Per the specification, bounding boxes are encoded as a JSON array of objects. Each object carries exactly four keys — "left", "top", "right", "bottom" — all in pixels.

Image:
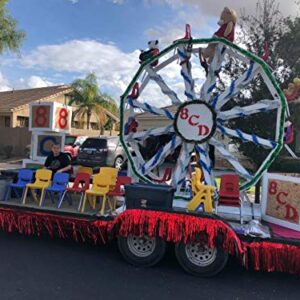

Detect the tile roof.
[{"left": 0, "top": 85, "right": 72, "bottom": 112}]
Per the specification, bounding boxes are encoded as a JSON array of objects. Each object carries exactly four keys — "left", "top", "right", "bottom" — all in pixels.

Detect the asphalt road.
[{"left": 0, "top": 231, "right": 299, "bottom": 300}]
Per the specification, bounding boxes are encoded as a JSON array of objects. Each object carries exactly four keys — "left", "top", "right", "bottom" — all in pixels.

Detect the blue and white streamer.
[
  {"left": 218, "top": 99, "right": 279, "bottom": 120},
  {"left": 127, "top": 98, "right": 174, "bottom": 120},
  {"left": 141, "top": 135, "right": 182, "bottom": 175},
  {"left": 125, "top": 124, "right": 174, "bottom": 142},
  {"left": 200, "top": 44, "right": 226, "bottom": 101},
  {"left": 217, "top": 124, "right": 277, "bottom": 149},
  {"left": 209, "top": 138, "right": 253, "bottom": 180},
  {"left": 177, "top": 45, "right": 195, "bottom": 101},
  {"left": 213, "top": 63, "right": 260, "bottom": 110},
  {"left": 195, "top": 144, "right": 215, "bottom": 187},
  {"left": 172, "top": 143, "right": 194, "bottom": 188},
  {"left": 147, "top": 66, "right": 182, "bottom": 105}
]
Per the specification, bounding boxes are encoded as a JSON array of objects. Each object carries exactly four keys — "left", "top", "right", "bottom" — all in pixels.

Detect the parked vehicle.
[
  {"left": 77, "top": 137, "right": 127, "bottom": 170},
  {"left": 25, "top": 135, "right": 87, "bottom": 160},
  {"left": 64, "top": 135, "right": 87, "bottom": 160}
]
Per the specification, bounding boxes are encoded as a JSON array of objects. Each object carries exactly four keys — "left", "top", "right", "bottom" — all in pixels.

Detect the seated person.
[{"left": 44, "top": 143, "right": 71, "bottom": 174}]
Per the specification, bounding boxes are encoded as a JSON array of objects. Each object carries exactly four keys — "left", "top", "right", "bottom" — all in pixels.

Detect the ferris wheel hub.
[{"left": 174, "top": 100, "right": 217, "bottom": 144}]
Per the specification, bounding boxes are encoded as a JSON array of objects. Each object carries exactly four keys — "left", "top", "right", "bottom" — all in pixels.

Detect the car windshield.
[
  {"left": 65, "top": 136, "right": 77, "bottom": 146},
  {"left": 82, "top": 138, "right": 107, "bottom": 148}
]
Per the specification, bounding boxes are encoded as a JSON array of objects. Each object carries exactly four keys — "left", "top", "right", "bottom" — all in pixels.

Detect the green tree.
[
  {"left": 226, "top": 0, "right": 290, "bottom": 168},
  {"left": 69, "top": 73, "right": 118, "bottom": 133},
  {"left": 0, "top": 0, "right": 25, "bottom": 54}
]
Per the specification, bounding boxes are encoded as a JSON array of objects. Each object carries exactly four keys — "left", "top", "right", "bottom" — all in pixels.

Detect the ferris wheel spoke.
[
  {"left": 212, "top": 63, "right": 260, "bottom": 110},
  {"left": 127, "top": 98, "right": 174, "bottom": 120},
  {"left": 127, "top": 141, "right": 162, "bottom": 181},
  {"left": 194, "top": 144, "right": 215, "bottom": 187},
  {"left": 224, "top": 47, "right": 251, "bottom": 64},
  {"left": 218, "top": 99, "right": 280, "bottom": 121},
  {"left": 177, "top": 45, "right": 195, "bottom": 101},
  {"left": 172, "top": 142, "right": 194, "bottom": 188},
  {"left": 146, "top": 66, "right": 182, "bottom": 105},
  {"left": 216, "top": 124, "right": 277, "bottom": 149},
  {"left": 125, "top": 124, "right": 174, "bottom": 142},
  {"left": 139, "top": 54, "right": 180, "bottom": 95},
  {"left": 140, "top": 135, "right": 182, "bottom": 175},
  {"left": 209, "top": 138, "right": 253, "bottom": 180},
  {"left": 200, "top": 44, "right": 226, "bottom": 101}
]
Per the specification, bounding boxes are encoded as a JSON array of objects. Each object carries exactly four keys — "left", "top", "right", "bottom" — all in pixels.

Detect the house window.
[
  {"left": 73, "top": 121, "right": 81, "bottom": 129},
  {"left": 91, "top": 122, "right": 99, "bottom": 130},
  {"left": 4, "top": 116, "right": 10, "bottom": 127},
  {"left": 17, "top": 116, "right": 29, "bottom": 128}
]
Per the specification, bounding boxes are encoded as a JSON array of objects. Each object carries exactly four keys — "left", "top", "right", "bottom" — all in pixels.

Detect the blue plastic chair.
[
  {"left": 4, "top": 169, "right": 34, "bottom": 202},
  {"left": 40, "top": 173, "right": 69, "bottom": 207}
]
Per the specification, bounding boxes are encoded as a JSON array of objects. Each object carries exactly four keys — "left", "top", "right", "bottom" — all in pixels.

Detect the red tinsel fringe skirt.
[{"left": 0, "top": 207, "right": 299, "bottom": 276}]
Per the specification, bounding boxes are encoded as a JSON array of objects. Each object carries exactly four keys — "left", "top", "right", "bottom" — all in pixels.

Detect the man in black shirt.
[{"left": 44, "top": 143, "right": 71, "bottom": 174}]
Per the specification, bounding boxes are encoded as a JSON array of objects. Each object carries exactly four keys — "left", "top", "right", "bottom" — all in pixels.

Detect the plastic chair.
[
  {"left": 58, "top": 172, "right": 90, "bottom": 210},
  {"left": 22, "top": 169, "right": 52, "bottom": 205},
  {"left": 78, "top": 166, "right": 93, "bottom": 176},
  {"left": 99, "top": 167, "right": 118, "bottom": 190},
  {"left": 108, "top": 176, "right": 132, "bottom": 211},
  {"left": 81, "top": 174, "right": 112, "bottom": 215},
  {"left": 187, "top": 184, "right": 215, "bottom": 213},
  {"left": 191, "top": 167, "right": 203, "bottom": 195},
  {"left": 4, "top": 169, "right": 34, "bottom": 202},
  {"left": 40, "top": 173, "right": 69, "bottom": 207},
  {"left": 152, "top": 167, "right": 172, "bottom": 183},
  {"left": 218, "top": 174, "right": 240, "bottom": 206}
]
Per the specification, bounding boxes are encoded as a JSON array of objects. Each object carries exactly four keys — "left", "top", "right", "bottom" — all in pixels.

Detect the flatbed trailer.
[{"left": 0, "top": 202, "right": 299, "bottom": 277}]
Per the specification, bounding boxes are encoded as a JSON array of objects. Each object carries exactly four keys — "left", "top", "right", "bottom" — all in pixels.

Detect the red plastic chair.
[
  {"left": 58, "top": 172, "right": 91, "bottom": 210},
  {"left": 108, "top": 176, "right": 132, "bottom": 211},
  {"left": 218, "top": 174, "right": 240, "bottom": 207},
  {"left": 152, "top": 167, "right": 172, "bottom": 183}
]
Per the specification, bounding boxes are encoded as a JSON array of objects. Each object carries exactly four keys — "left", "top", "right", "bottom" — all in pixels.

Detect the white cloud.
[
  {"left": 19, "top": 39, "right": 140, "bottom": 99},
  {"left": 23, "top": 75, "right": 55, "bottom": 89},
  {"left": 146, "top": 0, "right": 299, "bottom": 17},
  {"left": 67, "top": 0, "right": 79, "bottom": 4},
  {"left": 109, "top": 0, "right": 126, "bottom": 4},
  {"left": 0, "top": 72, "right": 12, "bottom": 91}
]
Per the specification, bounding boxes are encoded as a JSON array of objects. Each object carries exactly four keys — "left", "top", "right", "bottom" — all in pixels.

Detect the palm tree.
[
  {"left": 0, "top": 0, "right": 25, "bottom": 55},
  {"left": 69, "top": 73, "right": 118, "bottom": 133}
]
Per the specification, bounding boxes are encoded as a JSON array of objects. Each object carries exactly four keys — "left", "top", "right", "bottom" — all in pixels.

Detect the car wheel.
[
  {"left": 114, "top": 156, "right": 124, "bottom": 170},
  {"left": 175, "top": 242, "right": 228, "bottom": 277},
  {"left": 118, "top": 235, "right": 167, "bottom": 267}
]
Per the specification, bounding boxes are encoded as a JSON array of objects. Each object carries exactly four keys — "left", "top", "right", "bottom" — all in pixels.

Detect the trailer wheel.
[
  {"left": 175, "top": 242, "right": 228, "bottom": 277},
  {"left": 118, "top": 235, "right": 166, "bottom": 267}
]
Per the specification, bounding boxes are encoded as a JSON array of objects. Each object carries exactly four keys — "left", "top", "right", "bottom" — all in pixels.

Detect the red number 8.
[
  {"left": 34, "top": 106, "right": 48, "bottom": 127},
  {"left": 58, "top": 108, "right": 68, "bottom": 129},
  {"left": 268, "top": 181, "right": 277, "bottom": 195}
]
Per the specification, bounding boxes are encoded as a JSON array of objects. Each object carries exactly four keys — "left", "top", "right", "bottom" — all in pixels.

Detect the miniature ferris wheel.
[{"left": 120, "top": 28, "right": 286, "bottom": 198}]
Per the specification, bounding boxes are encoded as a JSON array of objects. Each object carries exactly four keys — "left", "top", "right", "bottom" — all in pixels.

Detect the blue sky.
[{"left": 0, "top": 0, "right": 297, "bottom": 101}]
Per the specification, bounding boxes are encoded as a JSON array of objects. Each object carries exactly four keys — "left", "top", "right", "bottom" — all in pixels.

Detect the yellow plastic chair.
[
  {"left": 98, "top": 167, "right": 118, "bottom": 190},
  {"left": 78, "top": 166, "right": 93, "bottom": 176},
  {"left": 22, "top": 169, "right": 52, "bottom": 206},
  {"left": 187, "top": 185, "right": 214, "bottom": 213},
  {"left": 81, "top": 174, "right": 113, "bottom": 215},
  {"left": 191, "top": 167, "right": 203, "bottom": 195}
]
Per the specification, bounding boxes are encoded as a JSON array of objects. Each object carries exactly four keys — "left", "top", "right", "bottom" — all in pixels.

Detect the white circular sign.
[{"left": 174, "top": 100, "right": 216, "bottom": 143}]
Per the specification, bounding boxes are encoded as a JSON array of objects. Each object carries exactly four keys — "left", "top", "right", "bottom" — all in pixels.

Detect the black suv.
[{"left": 77, "top": 137, "right": 126, "bottom": 170}]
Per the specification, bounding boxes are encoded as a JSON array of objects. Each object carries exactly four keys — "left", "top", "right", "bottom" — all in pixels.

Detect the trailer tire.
[
  {"left": 175, "top": 242, "right": 228, "bottom": 277},
  {"left": 118, "top": 235, "right": 166, "bottom": 267}
]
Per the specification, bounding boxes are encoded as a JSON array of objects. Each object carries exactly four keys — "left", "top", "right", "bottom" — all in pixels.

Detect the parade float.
[{"left": 1, "top": 7, "right": 300, "bottom": 277}]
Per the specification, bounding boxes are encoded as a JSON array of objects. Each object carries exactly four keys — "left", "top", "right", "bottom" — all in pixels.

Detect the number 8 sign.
[
  {"left": 30, "top": 102, "right": 72, "bottom": 133},
  {"left": 55, "top": 107, "right": 70, "bottom": 130},
  {"left": 31, "top": 105, "right": 51, "bottom": 129}
]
